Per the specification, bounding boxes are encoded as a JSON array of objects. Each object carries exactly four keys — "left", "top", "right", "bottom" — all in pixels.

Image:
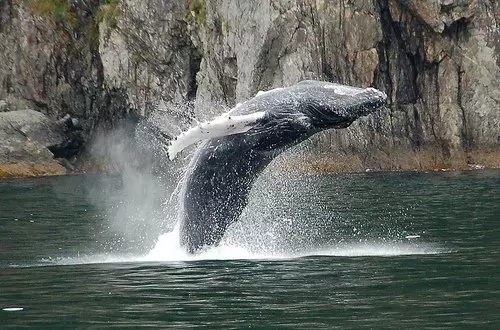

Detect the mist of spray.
[{"left": 87, "top": 103, "right": 194, "bottom": 254}]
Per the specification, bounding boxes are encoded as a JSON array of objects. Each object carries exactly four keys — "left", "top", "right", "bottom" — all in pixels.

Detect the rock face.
[
  {"left": 0, "top": 0, "right": 499, "bottom": 175},
  {"left": 0, "top": 110, "right": 63, "bottom": 162},
  {"left": 0, "top": 110, "right": 68, "bottom": 177}
]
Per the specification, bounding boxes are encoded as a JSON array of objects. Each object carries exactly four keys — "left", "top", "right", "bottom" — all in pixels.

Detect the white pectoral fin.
[{"left": 167, "top": 111, "right": 266, "bottom": 160}]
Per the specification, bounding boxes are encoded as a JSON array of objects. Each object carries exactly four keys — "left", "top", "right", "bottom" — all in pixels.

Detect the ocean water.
[{"left": 0, "top": 170, "right": 499, "bottom": 328}]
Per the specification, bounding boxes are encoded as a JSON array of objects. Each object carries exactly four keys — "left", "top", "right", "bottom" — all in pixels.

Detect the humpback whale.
[{"left": 168, "top": 80, "right": 387, "bottom": 253}]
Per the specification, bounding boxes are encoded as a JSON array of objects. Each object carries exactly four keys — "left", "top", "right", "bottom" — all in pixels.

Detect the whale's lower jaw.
[{"left": 175, "top": 80, "right": 387, "bottom": 254}]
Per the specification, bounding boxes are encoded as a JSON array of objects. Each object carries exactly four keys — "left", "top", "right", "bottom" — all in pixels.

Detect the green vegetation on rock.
[
  {"left": 187, "top": 0, "right": 206, "bottom": 25},
  {"left": 97, "top": 0, "right": 121, "bottom": 29},
  {"left": 221, "top": 17, "right": 230, "bottom": 34},
  {"left": 20, "top": 0, "right": 77, "bottom": 26},
  {"left": 20, "top": 0, "right": 121, "bottom": 29}
]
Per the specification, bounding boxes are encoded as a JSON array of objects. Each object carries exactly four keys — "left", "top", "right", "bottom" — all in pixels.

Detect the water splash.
[
  {"left": 35, "top": 229, "right": 443, "bottom": 267},
  {"left": 142, "top": 228, "right": 269, "bottom": 262},
  {"left": 79, "top": 104, "right": 444, "bottom": 266},
  {"left": 143, "top": 230, "right": 444, "bottom": 261}
]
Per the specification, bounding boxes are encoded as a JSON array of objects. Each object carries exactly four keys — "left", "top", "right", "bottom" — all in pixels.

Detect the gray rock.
[
  {"left": 183, "top": 0, "right": 500, "bottom": 169},
  {"left": 0, "top": 110, "right": 64, "bottom": 162},
  {"left": 0, "top": 0, "right": 499, "bottom": 171},
  {"left": 0, "top": 100, "right": 7, "bottom": 112}
]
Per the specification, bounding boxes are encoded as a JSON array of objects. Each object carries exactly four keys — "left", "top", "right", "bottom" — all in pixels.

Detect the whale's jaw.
[{"left": 289, "top": 81, "right": 387, "bottom": 130}]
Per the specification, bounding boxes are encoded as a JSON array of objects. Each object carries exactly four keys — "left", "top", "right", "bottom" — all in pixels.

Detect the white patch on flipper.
[
  {"left": 168, "top": 111, "right": 266, "bottom": 160},
  {"left": 256, "top": 87, "right": 283, "bottom": 97},
  {"left": 323, "top": 84, "right": 364, "bottom": 96}
]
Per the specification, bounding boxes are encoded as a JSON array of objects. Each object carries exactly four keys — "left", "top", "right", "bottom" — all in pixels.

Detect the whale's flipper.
[
  {"left": 174, "top": 80, "right": 387, "bottom": 253},
  {"left": 168, "top": 111, "right": 266, "bottom": 160}
]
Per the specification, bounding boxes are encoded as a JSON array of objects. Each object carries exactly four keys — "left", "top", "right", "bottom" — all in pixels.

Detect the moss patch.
[
  {"left": 19, "top": 0, "right": 121, "bottom": 30},
  {"left": 187, "top": 0, "right": 206, "bottom": 25},
  {"left": 97, "top": 0, "right": 121, "bottom": 29},
  {"left": 20, "top": 0, "right": 77, "bottom": 26}
]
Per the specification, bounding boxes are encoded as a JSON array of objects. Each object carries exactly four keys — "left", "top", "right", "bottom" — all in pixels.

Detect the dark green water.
[{"left": 1, "top": 170, "right": 499, "bottom": 328}]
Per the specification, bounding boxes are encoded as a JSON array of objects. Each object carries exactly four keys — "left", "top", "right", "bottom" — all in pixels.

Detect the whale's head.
[{"left": 290, "top": 80, "right": 387, "bottom": 129}]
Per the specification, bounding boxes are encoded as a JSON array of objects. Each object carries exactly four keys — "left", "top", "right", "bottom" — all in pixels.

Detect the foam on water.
[
  {"left": 141, "top": 229, "right": 270, "bottom": 262},
  {"left": 36, "top": 228, "right": 444, "bottom": 267},
  {"left": 142, "top": 231, "right": 444, "bottom": 261},
  {"left": 294, "top": 242, "right": 444, "bottom": 257}
]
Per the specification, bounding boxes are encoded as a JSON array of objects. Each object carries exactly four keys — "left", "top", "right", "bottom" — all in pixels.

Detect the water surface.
[{"left": 1, "top": 170, "right": 499, "bottom": 328}]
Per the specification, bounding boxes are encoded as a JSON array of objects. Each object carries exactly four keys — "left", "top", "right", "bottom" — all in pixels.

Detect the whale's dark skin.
[{"left": 179, "top": 80, "right": 387, "bottom": 253}]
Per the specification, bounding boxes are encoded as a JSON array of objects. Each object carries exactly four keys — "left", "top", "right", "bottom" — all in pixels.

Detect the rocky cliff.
[{"left": 0, "top": 0, "right": 499, "bottom": 177}]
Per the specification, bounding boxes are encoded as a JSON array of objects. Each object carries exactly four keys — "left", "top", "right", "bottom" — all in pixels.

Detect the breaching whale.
[{"left": 167, "top": 80, "right": 387, "bottom": 253}]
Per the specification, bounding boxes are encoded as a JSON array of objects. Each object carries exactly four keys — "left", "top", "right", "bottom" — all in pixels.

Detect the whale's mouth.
[
  {"left": 301, "top": 86, "right": 388, "bottom": 130},
  {"left": 355, "top": 87, "right": 388, "bottom": 116},
  {"left": 332, "top": 86, "right": 388, "bottom": 122}
]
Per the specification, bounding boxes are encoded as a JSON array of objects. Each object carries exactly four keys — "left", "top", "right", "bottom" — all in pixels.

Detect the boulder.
[{"left": 0, "top": 110, "right": 63, "bottom": 162}]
